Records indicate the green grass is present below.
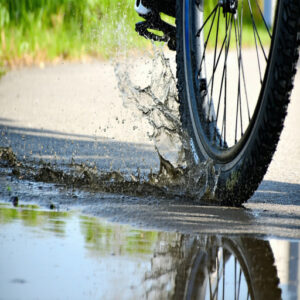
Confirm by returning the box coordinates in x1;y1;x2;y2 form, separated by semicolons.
0;0;269;68
0;0;146;67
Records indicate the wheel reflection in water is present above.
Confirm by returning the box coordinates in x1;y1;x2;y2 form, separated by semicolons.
182;238;281;300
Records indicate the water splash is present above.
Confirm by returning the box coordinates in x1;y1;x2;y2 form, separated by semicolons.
114;47;219;200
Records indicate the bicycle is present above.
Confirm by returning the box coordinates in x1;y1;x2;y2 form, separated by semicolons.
134;0;300;205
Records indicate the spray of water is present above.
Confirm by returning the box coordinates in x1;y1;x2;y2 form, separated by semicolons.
114;46;219;200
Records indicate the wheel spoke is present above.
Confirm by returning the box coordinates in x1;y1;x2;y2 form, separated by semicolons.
238;9;245;137
216;64;226;127
215;14;231;127
234;13;247;142
221;14;233;147
208;6;221;120
238;0;251;123
247;0;263;84
207;31;227;91
237;266;242;299
198;6;218;76
196;4;219;37
247;0;268;63
234;17;241;143
254;0;272;38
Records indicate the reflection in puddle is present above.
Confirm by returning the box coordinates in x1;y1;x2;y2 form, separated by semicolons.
0;203;298;300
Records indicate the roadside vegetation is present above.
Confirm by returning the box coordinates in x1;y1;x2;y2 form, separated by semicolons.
0;0;268;70
0;0;145;68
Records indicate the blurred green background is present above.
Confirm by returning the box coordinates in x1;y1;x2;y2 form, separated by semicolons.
0;0;269;70
0;0;144;68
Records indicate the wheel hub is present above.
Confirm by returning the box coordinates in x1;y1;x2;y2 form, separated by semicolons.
220;0;238;14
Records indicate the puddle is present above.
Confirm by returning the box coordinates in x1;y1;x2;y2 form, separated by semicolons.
0;203;299;300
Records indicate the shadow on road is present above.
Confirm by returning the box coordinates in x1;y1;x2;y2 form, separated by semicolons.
1;123;300;206
251;181;300;205
0;123;159;173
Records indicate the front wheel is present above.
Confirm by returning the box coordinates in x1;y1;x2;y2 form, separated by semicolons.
176;0;300;205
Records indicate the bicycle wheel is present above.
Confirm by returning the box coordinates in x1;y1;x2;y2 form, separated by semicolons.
176;0;300;205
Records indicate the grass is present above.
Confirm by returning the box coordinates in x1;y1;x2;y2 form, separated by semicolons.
0;0;270;69
0;0;146;68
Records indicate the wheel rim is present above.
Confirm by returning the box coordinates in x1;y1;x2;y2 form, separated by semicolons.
183;0;278;163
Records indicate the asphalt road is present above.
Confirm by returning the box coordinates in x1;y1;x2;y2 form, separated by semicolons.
0;51;299;238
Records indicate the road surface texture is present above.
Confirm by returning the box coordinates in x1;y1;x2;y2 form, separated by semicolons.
0;49;300;299
0;50;299;237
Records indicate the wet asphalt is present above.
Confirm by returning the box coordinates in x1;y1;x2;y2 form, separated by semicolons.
0;52;299;299
0;52;299;232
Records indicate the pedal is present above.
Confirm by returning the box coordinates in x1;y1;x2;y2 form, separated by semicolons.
134;0;176;51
